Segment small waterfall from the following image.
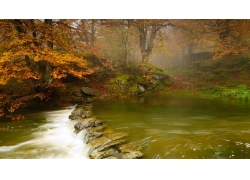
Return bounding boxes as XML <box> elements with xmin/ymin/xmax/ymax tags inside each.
<box><xmin>32</xmin><ymin>106</ymin><xmax>89</xmax><ymax>159</ymax></box>
<box><xmin>0</xmin><ymin>106</ymin><xmax>89</xmax><ymax>159</ymax></box>
<box><xmin>0</xmin><ymin>86</ymin><xmax>143</xmax><ymax>159</ymax></box>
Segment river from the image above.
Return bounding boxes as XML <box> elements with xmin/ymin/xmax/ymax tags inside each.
<box><xmin>1</xmin><ymin>95</ymin><xmax>250</xmax><ymax>159</ymax></box>
<box><xmin>0</xmin><ymin>105</ymin><xmax>88</xmax><ymax>159</ymax></box>
<box><xmin>93</xmin><ymin>95</ymin><xmax>250</xmax><ymax>159</ymax></box>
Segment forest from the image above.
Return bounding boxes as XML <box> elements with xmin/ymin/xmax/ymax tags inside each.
<box><xmin>1</xmin><ymin>19</ymin><xmax>250</xmax><ymax>120</ymax></box>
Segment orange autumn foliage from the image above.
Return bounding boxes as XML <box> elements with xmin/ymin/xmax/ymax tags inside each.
<box><xmin>0</xmin><ymin>19</ymin><xmax>100</xmax><ymax>85</ymax></box>
<box><xmin>0</xmin><ymin>19</ymin><xmax>103</xmax><ymax>120</ymax></box>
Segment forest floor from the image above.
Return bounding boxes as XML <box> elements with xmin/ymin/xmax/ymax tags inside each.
<box><xmin>164</xmin><ymin>66</ymin><xmax>250</xmax><ymax>100</ymax></box>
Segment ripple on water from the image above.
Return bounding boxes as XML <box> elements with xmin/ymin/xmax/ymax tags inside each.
<box><xmin>190</xmin><ymin>115</ymin><xmax>217</xmax><ymax>120</ymax></box>
<box><xmin>167</xmin><ymin>130</ymin><xmax>190</xmax><ymax>134</ymax></box>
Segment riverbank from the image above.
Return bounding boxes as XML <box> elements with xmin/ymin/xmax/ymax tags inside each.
<box><xmin>162</xmin><ymin>69</ymin><xmax>250</xmax><ymax>100</ymax></box>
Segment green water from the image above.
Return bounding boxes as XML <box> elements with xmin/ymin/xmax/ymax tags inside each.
<box><xmin>93</xmin><ymin>95</ymin><xmax>250</xmax><ymax>159</ymax></box>
<box><xmin>1</xmin><ymin>95</ymin><xmax>250</xmax><ymax>159</ymax></box>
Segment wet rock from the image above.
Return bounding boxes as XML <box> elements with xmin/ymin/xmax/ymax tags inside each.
<box><xmin>81</xmin><ymin>87</ymin><xmax>99</xmax><ymax>96</ymax></box>
<box><xmin>122</xmin><ymin>151</ymin><xmax>143</xmax><ymax>159</ymax></box>
<box><xmin>85</xmin><ymin>125</ymin><xmax>106</xmax><ymax>143</ymax></box>
<box><xmin>74</xmin><ymin>118</ymin><xmax>96</xmax><ymax>131</ymax></box>
<box><xmin>71</xmin><ymin>108</ymin><xmax>85</xmax><ymax>116</ymax></box>
<box><xmin>96</xmin><ymin>139</ymin><xmax>127</xmax><ymax>152</ymax></box>
<box><xmin>88</xmin><ymin>132</ymin><xmax>128</xmax><ymax>149</ymax></box>
<box><xmin>85</xmin><ymin>132</ymin><xmax>103</xmax><ymax>144</ymax></box>
<box><xmin>89</xmin><ymin>148</ymin><xmax>116</xmax><ymax>159</ymax></box>
<box><xmin>69</xmin><ymin>106</ymin><xmax>93</xmax><ymax>120</ymax></box>
<box><xmin>94</xmin><ymin>119</ymin><xmax>103</xmax><ymax>126</ymax></box>
<box><xmin>84</xmin><ymin>97</ymin><xmax>94</xmax><ymax>103</ymax></box>
<box><xmin>87</xmin><ymin>125</ymin><xmax>107</xmax><ymax>134</ymax></box>
<box><xmin>88</xmin><ymin>136</ymin><xmax>111</xmax><ymax>149</ymax></box>
<box><xmin>104</xmin><ymin>156</ymin><xmax>117</xmax><ymax>159</ymax></box>
<box><xmin>118</xmin><ymin>142</ymin><xmax>141</xmax><ymax>153</ymax></box>
<box><xmin>69</xmin><ymin>111</ymin><xmax>93</xmax><ymax>120</ymax></box>
<box><xmin>106</xmin><ymin>132</ymin><xmax>129</xmax><ymax>141</ymax></box>
<box><xmin>69</xmin><ymin>113</ymin><xmax>79</xmax><ymax>120</ymax></box>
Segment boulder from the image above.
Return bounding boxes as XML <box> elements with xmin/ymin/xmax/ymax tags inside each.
<box><xmin>152</xmin><ymin>73</ymin><xmax>168</xmax><ymax>80</ymax></box>
<box><xmin>122</xmin><ymin>151</ymin><xmax>143</xmax><ymax>159</ymax></box>
<box><xmin>85</xmin><ymin>132</ymin><xmax>103</xmax><ymax>144</ymax></box>
<box><xmin>85</xmin><ymin>125</ymin><xmax>107</xmax><ymax>143</ymax></box>
<box><xmin>118</xmin><ymin>142</ymin><xmax>141</xmax><ymax>153</ymax></box>
<box><xmin>71</xmin><ymin>108</ymin><xmax>85</xmax><ymax>116</ymax></box>
<box><xmin>89</xmin><ymin>148</ymin><xmax>116</xmax><ymax>159</ymax></box>
<box><xmin>106</xmin><ymin>132</ymin><xmax>129</xmax><ymax>141</ymax></box>
<box><xmin>87</xmin><ymin>125</ymin><xmax>107</xmax><ymax>134</ymax></box>
<box><xmin>96</xmin><ymin>139</ymin><xmax>127</xmax><ymax>152</ymax></box>
<box><xmin>88</xmin><ymin>136</ymin><xmax>111</xmax><ymax>149</ymax></box>
<box><xmin>93</xmin><ymin>119</ymin><xmax>103</xmax><ymax>127</ymax></box>
<box><xmin>81</xmin><ymin>87</ymin><xmax>99</xmax><ymax>96</ymax></box>
<box><xmin>88</xmin><ymin>132</ymin><xmax>129</xmax><ymax>149</ymax></box>
<box><xmin>138</xmin><ymin>84</ymin><xmax>145</xmax><ymax>93</ymax></box>
<box><xmin>74</xmin><ymin>118</ymin><xmax>96</xmax><ymax>131</ymax></box>
<box><xmin>69</xmin><ymin>107</ymin><xmax>93</xmax><ymax>120</ymax></box>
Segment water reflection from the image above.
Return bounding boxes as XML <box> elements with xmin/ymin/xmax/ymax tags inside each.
<box><xmin>93</xmin><ymin>95</ymin><xmax>250</xmax><ymax>159</ymax></box>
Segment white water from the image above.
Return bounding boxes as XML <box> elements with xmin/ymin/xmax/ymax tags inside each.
<box><xmin>0</xmin><ymin>106</ymin><xmax>89</xmax><ymax>159</ymax></box>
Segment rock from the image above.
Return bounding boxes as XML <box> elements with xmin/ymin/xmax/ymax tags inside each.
<box><xmin>85</xmin><ymin>125</ymin><xmax>107</xmax><ymax>143</ymax></box>
<box><xmin>68</xmin><ymin>114</ymin><xmax>77</xmax><ymax>120</ymax></box>
<box><xmin>88</xmin><ymin>132</ymin><xmax>128</xmax><ymax>149</ymax></box>
<box><xmin>106</xmin><ymin>132</ymin><xmax>129</xmax><ymax>141</ymax></box>
<box><xmin>89</xmin><ymin>148</ymin><xmax>116</xmax><ymax>159</ymax></box>
<box><xmin>104</xmin><ymin>156</ymin><xmax>117</xmax><ymax>159</ymax></box>
<box><xmin>69</xmin><ymin>107</ymin><xmax>93</xmax><ymax>120</ymax></box>
<box><xmin>74</xmin><ymin>118</ymin><xmax>96</xmax><ymax>131</ymax></box>
<box><xmin>87</xmin><ymin>125</ymin><xmax>106</xmax><ymax>134</ymax></box>
<box><xmin>138</xmin><ymin>85</ymin><xmax>145</xmax><ymax>93</ymax></box>
<box><xmin>122</xmin><ymin>151</ymin><xmax>143</xmax><ymax>159</ymax></box>
<box><xmin>88</xmin><ymin>136</ymin><xmax>111</xmax><ymax>149</ymax></box>
<box><xmin>152</xmin><ymin>73</ymin><xmax>168</xmax><ymax>80</ymax></box>
<box><xmin>81</xmin><ymin>87</ymin><xmax>99</xmax><ymax>96</ymax></box>
<box><xmin>71</xmin><ymin>108</ymin><xmax>85</xmax><ymax>116</ymax></box>
<box><xmin>85</xmin><ymin>132</ymin><xmax>103</xmax><ymax>144</ymax></box>
<box><xmin>94</xmin><ymin>119</ymin><xmax>103</xmax><ymax>126</ymax></box>
<box><xmin>96</xmin><ymin>139</ymin><xmax>127</xmax><ymax>152</ymax></box>
<box><xmin>118</xmin><ymin>142</ymin><xmax>141</xmax><ymax>153</ymax></box>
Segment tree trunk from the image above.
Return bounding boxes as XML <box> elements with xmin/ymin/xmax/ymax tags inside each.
<box><xmin>139</xmin><ymin>25</ymin><xmax>157</xmax><ymax>63</ymax></box>
<box><xmin>43</xmin><ymin>19</ymin><xmax>53</xmax><ymax>85</ymax></box>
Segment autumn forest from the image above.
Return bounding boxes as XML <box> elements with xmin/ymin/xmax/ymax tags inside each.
<box><xmin>1</xmin><ymin>19</ymin><xmax>250</xmax><ymax>121</ymax></box>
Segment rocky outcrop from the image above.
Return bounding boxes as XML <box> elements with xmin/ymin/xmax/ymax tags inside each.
<box><xmin>68</xmin><ymin>87</ymin><xmax>143</xmax><ymax>159</ymax></box>
<box><xmin>81</xmin><ymin>87</ymin><xmax>99</xmax><ymax>96</ymax></box>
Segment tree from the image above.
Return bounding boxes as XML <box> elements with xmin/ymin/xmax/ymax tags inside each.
<box><xmin>130</xmin><ymin>20</ymin><xmax>173</xmax><ymax>62</ymax></box>
<box><xmin>173</xmin><ymin>20</ymin><xmax>250</xmax><ymax>60</ymax></box>
<box><xmin>100</xmin><ymin>19</ymin><xmax>173</xmax><ymax>63</ymax></box>
<box><xmin>98</xmin><ymin>20</ymin><xmax>139</xmax><ymax>71</ymax></box>
<box><xmin>0</xmin><ymin>19</ymin><xmax>100</xmax><ymax>84</ymax></box>
<box><xmin>0</xmin><ymin>19</ymin><xmax>100</xmax><ymax>119</ymax></box>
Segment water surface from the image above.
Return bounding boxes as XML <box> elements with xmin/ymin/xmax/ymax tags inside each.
<box><xmin>93</xmin><ymin>95</ymin><xmax>250</xmax><ymax>159</ymax></box>
<box><xmin>0</xmin><ymin>106</ymin><xmax>87</xmax><ymax>159</ymax></box>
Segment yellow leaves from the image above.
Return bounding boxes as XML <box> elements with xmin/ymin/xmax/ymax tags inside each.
<box><xmin>0</xmin><ymin>19</ymin><xmax>101</xmax><ymax>85</ymax></box>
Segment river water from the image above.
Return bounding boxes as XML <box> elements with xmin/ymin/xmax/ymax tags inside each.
<box><xmin>1</xmin><ymin>95</ymin><xmax>250</xmax><ymax>159</ymax></box>
<box><xmin>0</xmin><ymin>106</ymin><xmax>88</xmax><ymax>159</ymax></box>
<box><xmin>93</xmin><ymin>95</ymin><xmax>250</xmax><ymax>159</ymax></box>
